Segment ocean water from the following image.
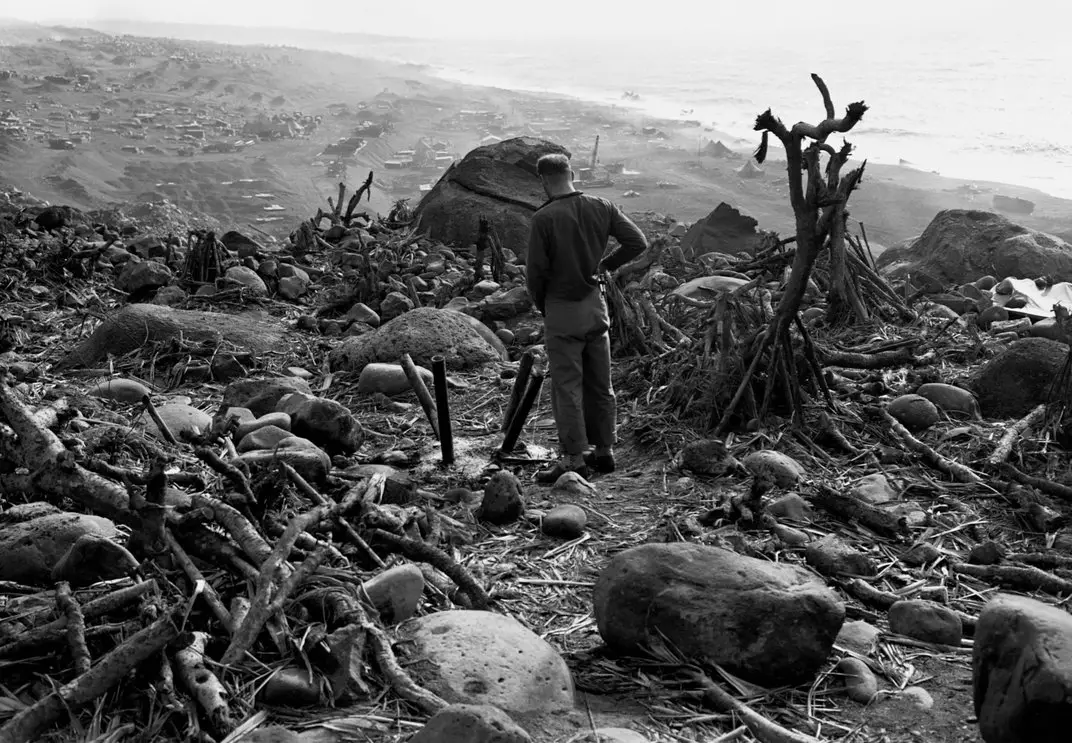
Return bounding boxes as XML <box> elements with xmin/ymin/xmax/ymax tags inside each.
<box><xmin>340</xmin><ymin>28</ymin><xmax>1072</xmax><ymax>200</ymax></box>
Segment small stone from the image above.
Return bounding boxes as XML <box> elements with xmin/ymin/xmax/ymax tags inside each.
<box><xmin>767</xmin><ymin>493</ymin><xmax>812</xmax><ymax>521</ymax></box>
<box><xmin>805</xmin><ymin>534</ymin><xmax>877</xmax><ymax>577</ymax></box>
<box><xmin>915</xmin><ymin>383</ymin><xmax>982</xmax><ymax>419</ymax></box>
<box><xmin>210</xmin><ymin>353</ymin><xmax>248</xmax><ymax>382</ymax></box>
<box><xmin>899</xmin><ymin>686</ymin><xmax>934</xmax><ymax>711</ymax></box>
<box><xmin>473</xmin><ymin>280</ymin><xmax>501</xmax><ymax>296</ymax></box>
<box><xmin>581</xmin><ymin>729</ymin><xmax>650</xmax><ymax>743</ymax></box>
<box><xmin>151</xmin><ymin>285</ymin><xmax>187</xmax><ymax>306</ymax></box>
<box><xmin>221</xmin><ymin>377</ymin><xmax>312</xmax><ymax>418</ymax></box>
<box><xmin>495</xmin><ymin>328</ymin><xmax>515</xmax><ymax>345</ymax></box>
<box><xmin>741</xmin><ymin>450</ymin><xmax>805</xmax><ymax>487</ymax></box>
<box><xmin>237</xmin><ymin>425</ymin><xmax>293</xmax><ymax>453</ymax></box>
<box><xmin>771</xmin><ymin>523</ymin><xmax>809</xmax><ymax>546</ymax></box>
<box><xmin>834</xmin><ymin>656</ymin><xmax>878</xmax><ymax>703</ymax></box>
<box><xmin>542</xmin><ymin>504</ymin><xmax>587</xmax><ymax>539</ymax></box>
<box><xmin>361</xmin><ymin>564</ymin><xmax>425</xmax><ymax>623</ymax></box>
<box><xmin>851</xmin><ymin>473</ymin><xmax>897</xmax><ymax>504</ymax></box>
<box><xmin>479</xmin><ymin>471</ymin><xmax>525</xmax><ymax>525</ymax></box>
<box><xmin>235</xmin><ymin>412</ymin><xmax>292</xmax><ymax>440</ymax></box>
<box><xmin>888</xmin><ymin>394</ymin><xmax>940</xmax><ymax>432</ymax></box>
<box><xmin>220</xmin><ymin>406</ymin><xmax>256</xmax><ymax>426</ymax></box>
<box><xmin>552</xmin><ymin>471</ymin><xmax>598</xmax><ymax>498</ymax></box>
<box><xmin>224</xmin><ymin>265</ymin><xmax>269</xmax><ymax>296</ymax></box>
<box><xmin>900</xmin><ymin>542</ymin><xmax>941</xmax><ymax>567</ymax></box>
<box><xmin>139</xmin><ymin>404</ymin><xmax>212</xmax><ymax>441</ymax></box>
<box><xmin>969</xmin><ymin>541</ymin><xmax>1006</xmax><ymax>565</ymax></box>
<box><xmin>409</xmin><ymin>703</ymin><xmax>532</xmax><ymax>743</ymax></box>
<box><xmin>258</xmin><ymin>666</ymin><xmax>321</xmax><ymax>707</ymax></box>
<box><xmin>357</xmin><ymin>362</ymin><xmax>433</xmax><ymax>397</ymax></box>
<box><xmin>344</xmin><ymin>302</ymin><xmax>380</xmax><ymax>327</ymax></box>
<box><xmin>237</xmin><ymin>436</ymin><xmax>330</xmax><ymax>484</ymax></box>
<box><xmin>675</xmin><ymin>438</ymin><xmax>742</xmax><ymax>477</ymax></box>
<box><xmin>88</xmin><ymin>378</ymin><xmax>150</xmax><ymax>404</ymax></box>
<box><xmin>51</xmin><ymin>534</ymin><xmax>139</xmax><ymax>587</ymax></box>
<box><xmin>888</xmin><ymin>599</ymin><xmax>962</xmax><ymax>645</ymax></box>
<box><xmin>836</xmin><ymin>620</ymin><xmax>881</xmax><ymax>654</ymax></box>
<box><xmin>296</xmin><ymin>314</ymin><xmax>317</xmax><ymax>331</ymax></box>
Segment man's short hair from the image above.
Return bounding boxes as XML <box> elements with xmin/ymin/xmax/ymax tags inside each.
<box><xmin>537</xmin><ymin>153</ymin><xmax>571</xmax><ymax>177</ymax></box>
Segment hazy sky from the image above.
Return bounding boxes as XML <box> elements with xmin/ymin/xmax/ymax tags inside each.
<box><xmin>0</xmin><ymin>0</ymin><xmax>1044</xmax><ymax>40</ymax></box>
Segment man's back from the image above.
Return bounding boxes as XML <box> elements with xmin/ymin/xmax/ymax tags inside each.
<box><xmin>526</xmin><ymin>192</ymin><xmax>647</xmax><ymax>312</ymax></box>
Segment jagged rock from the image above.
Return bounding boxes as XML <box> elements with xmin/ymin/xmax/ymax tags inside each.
<box><xmin>258</xmin><ymin>666</ymin><xmax>322</xmax><ymax>707</ymax></box>
<box><xmin>974</xmin><ymin>594</ymin><xmax>1072</xmax><ymax>743</ymax></box>
<box><xmin>278</xmin><ymin>274</ymin><xmax>309</xmax><ymax>300</ymax></box>
<box><xmin>88</xmin><ymin>378</ymin><xmax>150</xmax><ymax>404</ymax></box>
<box><xmin>151</xmin><ymin>285</ymin><xmax>188</xmax><ymax>306</ymax></box>
<box><xmin>221</xmin><ymin>229</ymin><xmax>266</xmax><ymax>257</ymax></box>
<box><xmin>413</xmin><ymin>137</ymin><xmax>570</xmax><ymax>257</ymax></box>
<box><xmin>220</xmin><ymin>377</ymin><xmax>312</xmax><ymax>418</ymax></box>
<box><xmin>116</xmin><ymin>259</ymin><xmax>172</xmax><ymax>293</ymax></box>
<box><xmin>139</xmin><ymin>403</ymin><xmax>212</xmax><ymax>440</ymax></box>
<box><xmin>969</xmin><ymin>541</ymin><xmax>1007</xmax><ymax>565</ymax></box>
<box><xmin>479</xmin><ymin>471</ymin><xmax>524</xmax><ymax>525</ymax></box>
<box><xmin>343</xmin><ymin>464</ymin><xmax>417</xmax><ymax>505</ymax></box>
<box><xmin>396</xmin><ymin>610</ymin><xmax>575</xmax><ymax>714</ymax></box>
<box><xmin>476</xmin><ymin>287</ymin><xmax>533</xmax><ymax>322</ymax></box>
<box><xmin>741</xmin><ymin>450</ymin><xmax>805</xmax><ymax>488</ymax></box>
<box><xmin>915</xmin><ymin>383</ymin><xmax>982</xmax><ymax>419</ymax></box>
<box><xmin>235</xmin><ymin>412</ymin><xmax>292</xmax><ymax>440</ymax></box>
<box><xmin>806</xmin><ymin>534</ymin><xmax>877</xmax><ymax>577</ymax></box>
<box><xmin>277</xmin><ymin>392</ymin><xmax>363</xmax><ymax>455</ymax></box>
<box><xmin>681</xmin><ymin>202</ymin><xmax>764</xmax><ymax>257</ymax></box>
<box><xmin>237</xmin><ymin>424</ymin><xmax>293</xmax><ymax>452</ymax></box>
<box><xmin>0</xmin><ymin>505</ymin><xmax>121</xmax><ymax>585</ymax></box>
<box><xmin>969</xmin><ymin>338</ymin><xmax>1068</xmax><ymax>418</ymax></box>
<box><xmin>225</xmin><ymin>265</ymin><xmax>269</xmax><ymax>296</ymax></box>
<box><xmin>674</xmin><ymin>438</ymin><xmax>742</xmax><ymax>477</ymax></box>
<box><xmin>888</xmin><ymin>600</ymin><xmax>962</xmax><ymax>646</ymax></box>
<box><xmin>767</xmin><ymin>493</ymin><xmax>813</xmax><ymax>521</ymax></box>
<box><xmin>877</xmin><ymin>210</ymin><xmax>1072</xmax><ymax>284</ymax></box>
<box><xmin>541</xmin><ymin>504</ymin><xmax>587</xmax><ymax>539</ymax></box>
<box><xmin>329</xmin><ymin>307</ymin><xmax>506</xmax><ymax>372</ymax></box>
<box><xmin>851</xmin><ymin>473</ymin><xmax>897</xmax><ymax>504</ymax></box>
<box><xmin>344</xmin><ymin>302</ymin><xmax>380</xmax><ymax>327</ymax></box>
<box><xmin>835</xmin><ymin>657</ymin><xmax>878</xmax><ymax>703</ymax></box>
<box><xmin>888</xmin><ymin>394</ymin><xmax>940</xmax><ymax>432</ymax></box>
<box><xmin>593</xmin><ymin>543</ymin><xmax>844</xmax><ymax>685</ymax></box>
<box><xmin>357</xmin><ymin>362</ymin><xmax>433</xmax><ymax>397</ymax></box>
<box><xmin>837</xmin><ymin>619</ymin><xmax>882</xmax><ymax>654</ymax></box>
<box><xmin>380</xmin><ymin>291</ymin><xmax>414</xmax><ymax>322</ymax></box>
<box><xmin>60</xmin><ymin>304</ymin><xmax>286</xmax><ymax>369</ymax></box>
<box><xmin>361</xmin><ymin>564</ymin><xmax>425</xmax><ymax>623</ymax></box>
<box><xmin>409</xmin><ymin>704</ymin><xmax>532</xmax><ymax>743</ymax></box>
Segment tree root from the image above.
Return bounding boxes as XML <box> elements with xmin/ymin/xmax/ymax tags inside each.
<box><xmin>953</xmin><ymin>561</ymin><xmax>1072</xmax><ymax>596</ymax></box>
<box><xmin>174</xmin><ymin>631</ymin><xmax>234</xmax><ymax>737</ymax></box>
<box><xmin>371</xmin><ymin>529</ymin><xmax>488</xmax><ymax>609</ymax></box>
<box><xmin>811</xmin><ymin>484</ymin><xmax>909</xmax><ymax>538</ymax></box>
<box><xmin>164</xmin><ymin>529</ymin><xmax>233</xmax><ymax>632</ymax></box>
<box><xmin>988</xmin><ymin>404</ymin><xmax>1048</xmax><ymax>466</ymax></box>
<box><xmin>0</xmin><ymin>606</ymin><xmax>180</xmax><ymax>743</ymax></box>
<box><xmin>690</xmin><ymin>669</ymin><xmax>820</xmax><ymax>743</ymax></box>
<box><xmin>55</xmin><ymin>582</ymin><xmax>91</xmax><ymax>675</ymax></box>
<box><xmin>870</xmin><ymin>407</ymin><xmax>982</xmax><ymax>483</ymax></box>
<box><xmin>998</xmin><ymin>462</ymin><xmax>1072</xmax><ymax>503</ymax></box>
<box><xmin>359</xmin><ymin>605</ymin><xmax>447</xmax><ymax>716</ymax></box>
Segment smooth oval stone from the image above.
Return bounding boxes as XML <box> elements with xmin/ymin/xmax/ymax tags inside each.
<box><xmin>235</xmin><ymin>412</ymin><xmax>291</xmax><ymax>440</ymax></box>
<box><xmin>888</xmin><ymin>394</ymin><xmax>940</xmax><ymax>432</ymax></box>
<box><xmin>542</xmin><ymin>504</ymin><xmax>587</xmax><ymax>539</ymax></box>
<box><xmin>89</xmin><ymin>378</ymin><xmax>150</xmax><ymax>404</ymax></box>
<box><xmin>237</xmin><ymin>424</ymin><xmax>293</xmax><ymax>453</ymax></box>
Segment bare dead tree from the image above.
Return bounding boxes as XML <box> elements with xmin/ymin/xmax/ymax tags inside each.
<box><xmin>714</xmin><ymin>74</ymin><xmax>867</xmax><ymax>436</ymax></box>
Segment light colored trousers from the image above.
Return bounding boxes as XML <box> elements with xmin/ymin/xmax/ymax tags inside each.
<box><xmin>543</xmin><ymin>289</ymin><xmax>617</xmax><ymax>455</ymax></box>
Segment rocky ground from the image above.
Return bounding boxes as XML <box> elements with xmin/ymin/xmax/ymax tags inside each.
<box><xmin>1</xmin><ymin>20</ymin><xmax>1072</xmax><ymax>743</ymax></box>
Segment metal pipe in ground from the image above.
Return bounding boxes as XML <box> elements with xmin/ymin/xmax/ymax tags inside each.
<box><xmin>431</xmin><ymin>356</ymin><xmax>454</xmax><ymax>465</ymax></box>
<box><xmin>499</xmin><ymin>371</ymin><xmax>544</xmax><ymax>455</ymax></box>
<box><xmin>501</xmin><ymin>349</ymin><xmax>535</xmax><ymax>432</ymax></box>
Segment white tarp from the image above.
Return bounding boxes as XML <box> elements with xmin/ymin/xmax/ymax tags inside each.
<box><xmin>992</xmin><ymin>278</ymin><xmax>1072</xmax><ymax>319</ymax></box>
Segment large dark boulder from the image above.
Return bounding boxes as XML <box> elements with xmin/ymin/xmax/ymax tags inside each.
<box><xmin>413</xmin><ymin>137</ymin><xmax>569</xmax><ymax>258</ymax></box>
<box><xmin>877</xmin><ymin>210</ymin><xmax>1072</xmax><ymax>285</ymax></box>
<box><xmin>593</xmin><ymin>543</ymin><xmax>844</xmax><ymax>686</ymax></box>
<box><xmin>968</xmin><ymin>338</ymin><xmax>1068</xmax><ymax>418</ymax></box>
<box><xmin>973</xmin><ymin>594</ymin><xmax>1072</xmax><ymax>743</ymax></box>
<box><xmin>680</xmin><ymin>202</ymin><xmax>764</xmax><ymax>257</ymax></box>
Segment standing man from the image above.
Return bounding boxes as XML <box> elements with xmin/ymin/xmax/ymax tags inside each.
<box><xmin>526</xmin><ymin>153</ymin><xmax>648</xmax><ymax>483</ymax></box>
